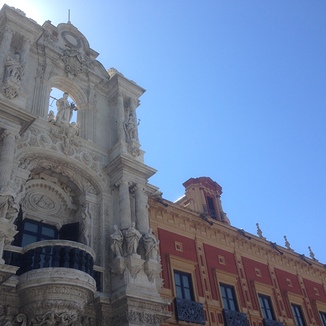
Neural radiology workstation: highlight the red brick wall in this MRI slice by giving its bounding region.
[158,228,203,296]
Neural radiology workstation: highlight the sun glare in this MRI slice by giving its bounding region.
[2,0,48,25]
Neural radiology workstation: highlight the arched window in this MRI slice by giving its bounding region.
[48,87,78,124]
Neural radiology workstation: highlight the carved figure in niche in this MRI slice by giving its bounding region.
[55,92,77,125]
[4,53,23,84]
[143,228,160,261]
[3,52,24,99]
[81,204,91,246]
[125,113,136,140]
[110,225,123,258]
[125,222,142,256]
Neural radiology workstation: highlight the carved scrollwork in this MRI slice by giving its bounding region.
[61,49,88,76]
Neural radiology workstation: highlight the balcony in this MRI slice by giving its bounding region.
[11,240,96,324]
[17,240,94,276]
[223,309,249,326]
[174,298,205,325]
[263,319,284,326]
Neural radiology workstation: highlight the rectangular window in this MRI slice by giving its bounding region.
[220,283,238,311]
[207,196,216,219]
[320,311,326,326]
[21,219,58,246]
[259,294,275,320]
[291,304,306,326]
[174,270,194,301]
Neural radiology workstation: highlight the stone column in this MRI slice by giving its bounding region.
[0,130,17,189]
[116,92,126,143]
[21,37,31,66]
[119,180,131,230]
[0,26,13,76]
[135,184,149,234]
[0,27,13,63]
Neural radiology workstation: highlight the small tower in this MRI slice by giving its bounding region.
[175,177,230,224]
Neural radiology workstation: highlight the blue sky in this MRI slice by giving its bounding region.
[3,1,326,263]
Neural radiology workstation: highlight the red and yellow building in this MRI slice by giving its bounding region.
[150,177,326,326]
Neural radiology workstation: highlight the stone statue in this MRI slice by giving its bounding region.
[110,225,123,258]
[284,235,292,250]
[125,222,141,256]
[81,204,91,246]
[70,122,80,136]
[47,110,55,124]
[55,92,77,124]
[125,114,136,140]
[308,246,317,261]
[143,228,160,261]
[256,223,266,240]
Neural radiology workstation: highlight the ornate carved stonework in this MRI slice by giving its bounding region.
[17,125,105,184]
[22,179,77,224]
[61,49,88,76]
[2,52,24,99]
[0,5,166,326]
[17,268,96,324]
[127,140,140,157]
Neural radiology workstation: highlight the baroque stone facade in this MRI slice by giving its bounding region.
[0,4,168,326]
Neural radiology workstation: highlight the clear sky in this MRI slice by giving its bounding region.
[3,0,326,263]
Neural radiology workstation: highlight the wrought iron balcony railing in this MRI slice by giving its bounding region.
[5,240,96,277]
[223,309,249,326]
[263,318,284,326]
[174,298,205,325]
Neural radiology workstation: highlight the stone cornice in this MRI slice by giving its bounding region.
[105,155,156,186]
[1,5,43,40]
[107,73,145,101]
[0,100,36,135]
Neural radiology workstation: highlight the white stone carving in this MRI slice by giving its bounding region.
[110,225,123,258]
[17,268,96,323]
[61,49,88,76]
[81,203,91,246]
[55,92,78,125]
[2,52,24,99]
[142,228,160,262]
[22,179,77,225]
[125,222,142,256]
[125,113,136,141]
